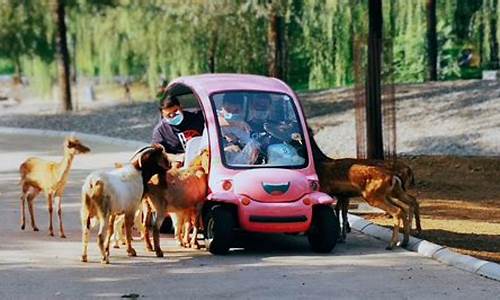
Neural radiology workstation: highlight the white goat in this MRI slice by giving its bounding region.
[80,145,169,264]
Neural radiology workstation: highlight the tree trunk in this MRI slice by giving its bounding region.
[208,29,218,73]
[54,0,72,112]
[267,4,285,79]
[366,0,384,160]
[426,0,438,81]
[490,0,499,69]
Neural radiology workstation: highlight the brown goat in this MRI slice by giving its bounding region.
[19,136,90,237]
[142,150,209,255]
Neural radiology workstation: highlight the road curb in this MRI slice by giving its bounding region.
[347,213,500,282]
[0,127,146,149]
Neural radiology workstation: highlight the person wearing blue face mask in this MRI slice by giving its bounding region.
[152,94,204,154]
[219,93,260,165]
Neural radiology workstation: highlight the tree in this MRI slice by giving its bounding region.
[53,0,72,111]
[426,0,438,80]
[267,1,286,79]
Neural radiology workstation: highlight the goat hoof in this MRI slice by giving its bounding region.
[113,245,120,249]
[101,258,109,264]
[33,227,39,232]
[21,224,25,230]
[60,234,66,238]
[155,250,164,258]
[127,249,137,257]
[49,231,54,237]
[385,245,394,250]
[81,255,88,263]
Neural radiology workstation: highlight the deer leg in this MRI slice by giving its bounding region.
[334,199,344,242]
[341,197,351,233]
[47,192,54,236]
[26,188,40,231]
[392,182,421,235]
[55,196,66,238]
[387,197,410,248]
[364,195,406,250]
[20,192,26,230]
[124,213,137,257]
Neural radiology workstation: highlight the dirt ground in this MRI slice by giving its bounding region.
[356,155,500,263]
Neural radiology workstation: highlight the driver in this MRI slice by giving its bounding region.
[248,93,272,133]
[219,93,260,165]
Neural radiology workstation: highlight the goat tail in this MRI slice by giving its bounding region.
[81,175,104,229]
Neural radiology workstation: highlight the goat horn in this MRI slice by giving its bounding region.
[129,146,154,162]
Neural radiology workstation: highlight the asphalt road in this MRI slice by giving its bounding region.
[0,133,498,299]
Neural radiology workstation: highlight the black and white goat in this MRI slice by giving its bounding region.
[80,144,169,264]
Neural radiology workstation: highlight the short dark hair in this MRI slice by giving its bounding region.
[222,93,244,107]
[159,94,180,109]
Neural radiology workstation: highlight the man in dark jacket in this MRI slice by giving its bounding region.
[152,94,204,154]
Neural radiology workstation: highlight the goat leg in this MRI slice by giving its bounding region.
[152,214,164,258]
[143,210,154,252]
[80,196,91,263]
[190,218,199,249]
[97,214,110,264]
[55,196,66,238]
[124,213,137,257]
[47,192,54,237]
[104,214,116,261]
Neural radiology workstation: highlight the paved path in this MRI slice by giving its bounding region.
[0,133,498,299]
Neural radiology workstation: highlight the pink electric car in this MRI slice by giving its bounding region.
[163,74,339,254]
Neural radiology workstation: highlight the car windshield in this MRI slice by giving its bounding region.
[211,91,307,168]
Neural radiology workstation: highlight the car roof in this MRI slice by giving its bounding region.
[169,73,293,96]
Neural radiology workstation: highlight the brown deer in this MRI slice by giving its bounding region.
[309,131,420,249]
[19,136,90,237]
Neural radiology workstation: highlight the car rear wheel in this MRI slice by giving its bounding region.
[308,206,340,253]
[204,205,235,255]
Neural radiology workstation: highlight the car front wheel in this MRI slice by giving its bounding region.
[308,206,340,253]
[204,205,235,255]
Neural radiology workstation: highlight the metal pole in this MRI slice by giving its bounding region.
[366,0,384,159]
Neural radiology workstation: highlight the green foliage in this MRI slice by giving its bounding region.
[1,0,500,94]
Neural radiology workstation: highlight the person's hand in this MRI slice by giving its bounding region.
[224,132,239,143]
[224,144,241,153]
[232,121,251,133]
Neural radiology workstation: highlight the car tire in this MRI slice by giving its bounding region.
[308,206,340,253]
[204,205,235,255]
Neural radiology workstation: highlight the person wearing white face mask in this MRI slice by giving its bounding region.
[152,94,204,154]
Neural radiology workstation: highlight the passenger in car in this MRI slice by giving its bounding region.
[219,93,260,165]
